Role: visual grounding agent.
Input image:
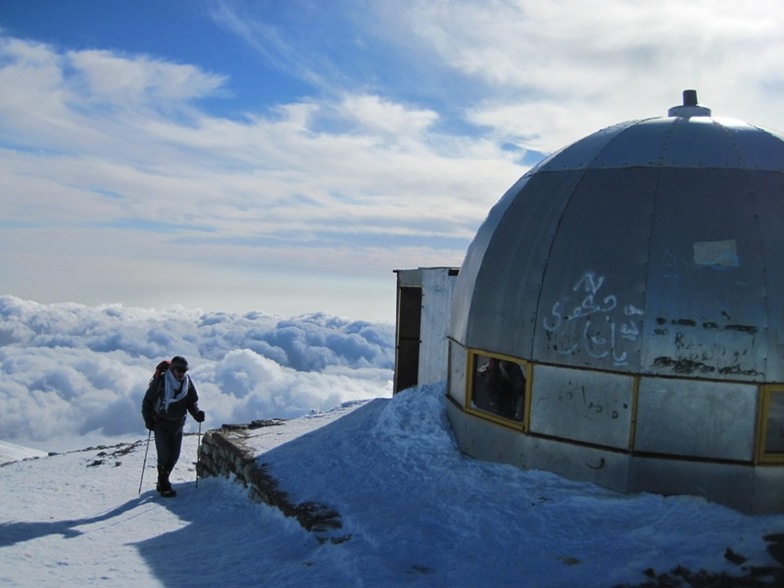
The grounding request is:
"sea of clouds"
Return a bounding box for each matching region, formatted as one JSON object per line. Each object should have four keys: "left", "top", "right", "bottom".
{"left": 0, "top": 295, "right": 395, "bottom": 450}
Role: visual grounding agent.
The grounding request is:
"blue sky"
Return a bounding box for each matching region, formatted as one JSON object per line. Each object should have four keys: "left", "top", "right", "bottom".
{"left": 1, "top": 1, "right": 783, "bottom": 321}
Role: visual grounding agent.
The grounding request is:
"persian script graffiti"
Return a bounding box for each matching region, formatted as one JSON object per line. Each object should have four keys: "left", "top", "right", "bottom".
{"left": 542, "top": 272, "right": 643, "bottom": 366}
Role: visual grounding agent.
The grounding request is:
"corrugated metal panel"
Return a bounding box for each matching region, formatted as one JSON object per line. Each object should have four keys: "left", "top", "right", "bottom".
{"left": 533, "top": 119, "right": 644, "bottom": 172}
{"left": 529, "top": 365, "right": 634, "bottom": 449}
{"left": 450, "top": 175, "right": 531, "bottom": 343}
{"left": 589, "top": 117, "right": 675, "bottom": 168}
{"left": 753, "top": 172, "right": 784, "bottom": 381}
{"left": 752, "top": 467, "right": 784, "bottom": 513}
{"left": 418, "top": 269, "right": 458, "bottom": 386}
{"left": 531, "top": 168, "right": 654, "bottom": 371}
{"left": 642, "top": 168, "right": 767, "bottom": 380}
{"left": 462, "top": 171, "right": 582, "bottom": 358}
{"left": 716, "top": 119, "right": 784, "bottom": 172}
{"left": 661, "top": 117, "right": 739, "bottom": 167}
{"left": 628, "top": 457, "right": 754, "bottom": 513}
{"left": 635, "top": 378, "right": 757, "bottom": 460}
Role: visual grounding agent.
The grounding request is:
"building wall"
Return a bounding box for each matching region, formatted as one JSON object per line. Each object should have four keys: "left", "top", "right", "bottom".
{"left": 394, "top": 267, "right": 458, "bottom": 392}
{"left": 418, "top": 268, "right": 459, "bottom": 386}
{"left": 441, "top": 111, "right": 784, "bottom": 514}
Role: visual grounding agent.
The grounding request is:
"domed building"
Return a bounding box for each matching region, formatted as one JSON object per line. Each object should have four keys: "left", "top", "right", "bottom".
{"left": 444, "top": 90, "right": 784, "bottom": 514}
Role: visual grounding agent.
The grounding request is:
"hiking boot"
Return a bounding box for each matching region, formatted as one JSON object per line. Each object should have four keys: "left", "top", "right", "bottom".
{"left": 159, "top": 485, "right": 177, "bottom": 498}
{"left": 156, "top": 466, "right": 177, "bottom": 497}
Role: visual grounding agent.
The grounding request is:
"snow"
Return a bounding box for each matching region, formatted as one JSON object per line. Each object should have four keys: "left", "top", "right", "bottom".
{"left": 0, "top": 439, "right": 46, "bottom": 464}
{"left": 3, "top": 384, "right": 784, "bottom": 587}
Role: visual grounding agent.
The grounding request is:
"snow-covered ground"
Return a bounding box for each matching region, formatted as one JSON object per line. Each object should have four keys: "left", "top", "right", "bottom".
{"left": 3, "top": 384, "right": 784, "bottom": 587}
{"left": 0, "top": 439, "right": 46, "bottom": 464}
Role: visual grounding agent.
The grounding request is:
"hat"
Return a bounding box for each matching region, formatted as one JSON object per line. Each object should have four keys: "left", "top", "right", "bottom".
{"left": 170, "top": 356, "right": 189, "bottom": 370}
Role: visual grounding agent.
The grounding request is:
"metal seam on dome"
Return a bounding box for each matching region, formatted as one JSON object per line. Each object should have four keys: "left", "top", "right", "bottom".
{"left": 720, "top": 118, "right": 748, "bottom": 171}
{"left": 589, "top": 118, "right": 646, "bottom": 170}
{"left": 657, "top": 116, "right": 679, "bottom": 168}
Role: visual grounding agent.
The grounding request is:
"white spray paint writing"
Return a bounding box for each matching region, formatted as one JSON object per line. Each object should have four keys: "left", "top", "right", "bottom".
{"left": 543, "top": 272, "right": 643, "bottom": 366}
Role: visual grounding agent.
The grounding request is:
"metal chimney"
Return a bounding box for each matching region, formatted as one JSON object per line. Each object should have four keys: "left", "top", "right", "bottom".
{"left": 668, "top": 89, "right": 712, "bottom": 117}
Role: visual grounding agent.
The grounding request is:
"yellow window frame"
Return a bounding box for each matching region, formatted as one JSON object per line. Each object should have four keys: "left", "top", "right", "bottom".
{"left": 756, "top": 384, "right": 784, "bottom": 464}
{"left": 465, "top": 349, "right": 532, "bottom": 432}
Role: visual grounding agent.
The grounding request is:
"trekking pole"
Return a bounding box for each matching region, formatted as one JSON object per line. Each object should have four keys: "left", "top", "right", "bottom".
{"left": 138, "top": 430, "right": 152, "bottom": 495}
{"left": 195, "top": 421, "right": 202, "bottom": 488}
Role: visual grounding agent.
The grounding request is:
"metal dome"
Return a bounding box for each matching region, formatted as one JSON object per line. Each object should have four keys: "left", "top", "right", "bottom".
{"left": 444, "top": 91, "right": 784, "bottom": 513}
{"left": 450, "top": 90, "right": 784, "bottom": 381}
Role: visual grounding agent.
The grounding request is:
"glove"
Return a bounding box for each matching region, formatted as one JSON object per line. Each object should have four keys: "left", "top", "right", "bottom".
{"left": 194, "top": 410, "right": 205, "bottom": 423}
{"left": 144, "top": 417, "right": 156, "bottom": 431}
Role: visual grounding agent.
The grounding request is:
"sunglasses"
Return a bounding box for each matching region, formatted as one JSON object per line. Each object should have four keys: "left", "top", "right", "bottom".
{"left": 173, "top": 367, "right": 188, "bottom": 374}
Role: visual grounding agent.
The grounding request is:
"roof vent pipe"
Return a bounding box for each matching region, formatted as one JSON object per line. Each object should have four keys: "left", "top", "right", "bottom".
{"left": 668, "top": 89, "right": 712, "bottom": 117}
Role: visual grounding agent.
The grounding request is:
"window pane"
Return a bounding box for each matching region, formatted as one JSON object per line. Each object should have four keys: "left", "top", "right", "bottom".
{"left": 471, "top": 353, "right": 526, "bottom": 422}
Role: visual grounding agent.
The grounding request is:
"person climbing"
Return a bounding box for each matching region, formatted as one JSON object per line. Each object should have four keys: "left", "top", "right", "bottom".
{"left": 141, "top": 355, "right": 205, "bottom": 497}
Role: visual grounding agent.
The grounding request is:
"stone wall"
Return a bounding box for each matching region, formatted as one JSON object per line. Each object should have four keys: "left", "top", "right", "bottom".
{"left": 197, "top": 420, "right": 348, "bottom": 544}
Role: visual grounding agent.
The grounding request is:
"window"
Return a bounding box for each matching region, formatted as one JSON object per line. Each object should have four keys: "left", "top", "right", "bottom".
{"left": 757, "top": 386, "right": 784, "bottom": 463}
{"left": 467, "top": 351, "right": 530, "bottom": 429}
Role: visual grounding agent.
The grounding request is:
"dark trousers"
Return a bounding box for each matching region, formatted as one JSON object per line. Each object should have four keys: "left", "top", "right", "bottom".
{"left": 154, "top": 419, "right": 184, "bottom": 471}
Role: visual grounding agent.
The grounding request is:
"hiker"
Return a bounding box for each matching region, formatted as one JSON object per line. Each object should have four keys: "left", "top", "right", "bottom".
{"left": 141, "top": 356, "right": 205, "bottom": 497}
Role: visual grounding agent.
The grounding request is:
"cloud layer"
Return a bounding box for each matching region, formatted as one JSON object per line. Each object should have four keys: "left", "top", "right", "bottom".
{"left": 0, "top": 296, "right": 395, "bottom": 449}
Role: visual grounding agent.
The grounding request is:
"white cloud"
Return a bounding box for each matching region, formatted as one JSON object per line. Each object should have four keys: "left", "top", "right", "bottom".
{"left": 0, "top": 33, "right": 518, "bottom": 224}
{"left": 68, "top": 49, "right": 227, "bottom": 106}
{"left": 0, "top": 296, "right": 395, "bottom": 448}
{"left": 395, "top": 0, "right": 784, "bottom": 150}
{"left": 338, "top": 94, "right": 440, "bottom": 137}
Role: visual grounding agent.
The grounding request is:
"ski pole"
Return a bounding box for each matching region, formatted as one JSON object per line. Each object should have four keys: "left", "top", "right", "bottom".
{"left": 138, "top": 430, "right": 151, "bottom": 495}
{"left": 196, "top": 421, "right": 202, "bottom": 488}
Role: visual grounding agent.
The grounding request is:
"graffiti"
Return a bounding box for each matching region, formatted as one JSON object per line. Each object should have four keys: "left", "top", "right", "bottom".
{"left": 555, "top": 382, "right": 623, "bottom": 422}
{"left": 543, "top": 271, "right": 642, "bottom": 367}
